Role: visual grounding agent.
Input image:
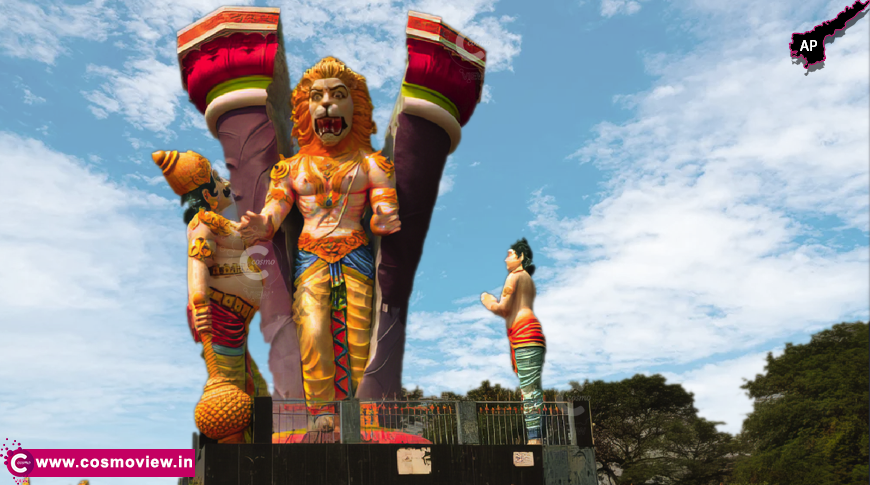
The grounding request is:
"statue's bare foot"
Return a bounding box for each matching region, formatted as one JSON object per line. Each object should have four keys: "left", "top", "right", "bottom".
{"left": 314, "top": 415, "right": 335, "bottom": 433}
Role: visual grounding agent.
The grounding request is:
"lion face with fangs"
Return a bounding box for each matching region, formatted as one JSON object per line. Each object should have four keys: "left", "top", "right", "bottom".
{"left": 291, "top": 57, "right": 377, "bottom": 156}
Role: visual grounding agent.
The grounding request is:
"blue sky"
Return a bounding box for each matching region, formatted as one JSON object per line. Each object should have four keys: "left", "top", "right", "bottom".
{"left": 1, "top": 0, "right": 868, "bottom": 483}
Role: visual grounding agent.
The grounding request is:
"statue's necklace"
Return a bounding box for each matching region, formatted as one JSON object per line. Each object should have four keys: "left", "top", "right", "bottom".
{"left": 310, "top": 156, "right": 358, "bottom": 210}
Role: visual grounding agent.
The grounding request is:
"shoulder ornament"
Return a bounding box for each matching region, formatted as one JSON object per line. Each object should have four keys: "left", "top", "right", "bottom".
{"left": 271, "top": 160, "right": 291, "bottom": 181}
{"left": 266, "top": 185, "right": 294, "bottom": 206}
{"left": 188, "top": 236, "right": 214, "bottom": 262}
{"left": 369, "top": 151, "right": 394, "bottom": 179}
{"left": 188, "top": 212, "right": 202, "bottom": 232}
{"left": 198, "top": 209, "right": 236, "bottom": 237}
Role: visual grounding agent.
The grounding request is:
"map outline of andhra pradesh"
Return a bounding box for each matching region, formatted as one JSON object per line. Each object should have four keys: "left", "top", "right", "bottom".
{"left": 789, "top": 0, "right": 870, "bottom": 69}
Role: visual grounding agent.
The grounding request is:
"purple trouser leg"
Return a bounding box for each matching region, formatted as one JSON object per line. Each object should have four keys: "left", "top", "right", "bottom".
{"left": 216, "top": 106, "right": 304, "bottom": 400}
{"left": 356, "top": 113, "right": 451, "bottom": 400}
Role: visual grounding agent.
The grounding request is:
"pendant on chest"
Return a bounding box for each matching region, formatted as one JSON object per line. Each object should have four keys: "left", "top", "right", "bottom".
{"left": 321, "top": 192, "right": 339, "bottom": 210}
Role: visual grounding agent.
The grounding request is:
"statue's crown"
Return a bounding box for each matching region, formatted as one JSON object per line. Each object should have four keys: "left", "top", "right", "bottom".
{"left": 152, "top": 150, "right": 212, "bottom": 196}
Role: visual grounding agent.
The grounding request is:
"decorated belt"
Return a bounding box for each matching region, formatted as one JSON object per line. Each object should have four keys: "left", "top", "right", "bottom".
{"left": 298, "top": 229, "right": 369, "bottom": 264}
{"left": 208, "top": 287, "right": 256, "bottom": 323}
{"left": 209, "top": 260, "right": 262, "bottom": 277}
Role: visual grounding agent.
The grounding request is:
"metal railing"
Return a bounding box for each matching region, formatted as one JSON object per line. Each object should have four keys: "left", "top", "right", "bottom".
{"left": 360, "top": 401, "right": 458, "bottom": 444}
{"left": 272, "top": 400, "right": 342, "bottom": 443}
{"left": 477, "top": 401, "right": 572, "bottom": 446}
{"left": 271, "top": 399, "right": 578, "bottom": 446}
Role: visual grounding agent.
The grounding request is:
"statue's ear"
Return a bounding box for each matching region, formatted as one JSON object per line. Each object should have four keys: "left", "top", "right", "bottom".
{"left": 203, "top": 188, "right": 218, "bottom": 210}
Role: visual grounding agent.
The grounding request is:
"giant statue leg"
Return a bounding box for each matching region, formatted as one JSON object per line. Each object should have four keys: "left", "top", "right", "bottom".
{"left": 357, "top": 12, "right": 486, "bottom": 400}
{"left": 216, "top": 107, "right": 303, "bottom": 400}
{"left": 343, "top": 258, "right": 375, "bottom": 394}
{"left": 293, "top": 259, "right": 336, "bottom": 404}
{"left": 177, "top": 9, "right": 304, "bottom": 400}
{"left": 192, "top": 291, "right": 263, "bottom": 444}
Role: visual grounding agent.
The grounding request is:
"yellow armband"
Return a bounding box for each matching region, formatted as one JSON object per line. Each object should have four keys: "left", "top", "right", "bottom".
{"left": 371, "top": 188, "right": 398, "bottom": 207}
{"left": 189, "top": 237, "right": 215, "bottom": 262}
{"left": 266, "top": 186, "right": 294, "bottom": 206}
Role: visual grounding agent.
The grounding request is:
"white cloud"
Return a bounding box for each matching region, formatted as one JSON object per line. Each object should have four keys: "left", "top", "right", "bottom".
{"left": 572, "top": 18, "right": 869, "bottom": 231}
{"left": 0, "top": 131, "right": 203, "bottom": 450}
{"left": 14, "top": 79, "right": 48, "bottom": 105}
{"left": 315, "top": 31, "right": 407, "bottom": 91}
{"left": 438, "top": 175, "right": 456, "bottom": 196}
{"left": 438, "top": 156, "right": 458, "bottom": 196}
{"left": 600, "top": 0, "right": 649, "bottom": 17}
{"left": 117, "top": 0, "right": 255, "bottom": 55}
{"left": 280, "top": 0, "right": 522, "bottom": 91}
{"left": 125, "top": 171, "right": 168, "bottom": 186}
{"left": 0, "top": 0, "right": 116, "bottom": 64}
{"left": 533, "top": 0, "right": 867, "bottom": 398}
{"left": 481, "top": 84, "right": 493, "bottom": 103}
{"left": 65, "top": 0, "right": 253, "bottom": 135}
{"left": 660, "top": 350, "right": 782, "bottom": 434}
{"left": 402, "top": 0, "right": 869, "bottom": 426}
{"left": 407, "top": 305, "right": 518, "bottom": 393}
{"left": 23, "top": 87, "right": 46, "bottom": 105}
{"left": 83, "top": 58, "right": 183, "bottom": 135}
{"left": 373, "top": 104, "right": 394, "bottom": 141}
{"left": 67, "top": 0, "right": 519, "bottom": 137}
{"left": 179, "top": 106, "right": 211, "bottom": 138}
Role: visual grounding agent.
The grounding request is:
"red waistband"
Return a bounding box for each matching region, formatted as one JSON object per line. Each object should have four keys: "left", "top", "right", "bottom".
{"left": 508, "top": 315, "right": 546, "bottom": 347}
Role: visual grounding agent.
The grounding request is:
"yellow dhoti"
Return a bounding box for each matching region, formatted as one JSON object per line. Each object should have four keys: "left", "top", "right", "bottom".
{"left": 293, "top": 238, "right": 374, "bottom": 405}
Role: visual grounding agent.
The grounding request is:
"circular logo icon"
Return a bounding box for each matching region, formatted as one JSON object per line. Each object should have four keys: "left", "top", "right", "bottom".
{"left": 241, "top": 245, "right": 269, "bottom": 282}
{"left": 6, "top": 449, "right": 34, "bottom": 477}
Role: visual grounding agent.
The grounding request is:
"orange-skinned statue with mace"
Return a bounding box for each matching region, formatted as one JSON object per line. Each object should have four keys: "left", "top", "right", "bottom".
{"left": 154, "top": 149, "right": 270, "bottom": 443}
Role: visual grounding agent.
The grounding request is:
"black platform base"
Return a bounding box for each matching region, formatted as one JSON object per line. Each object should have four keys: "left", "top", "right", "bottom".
{"left": 194, "top": 443, "right": 545, "bottom": 485}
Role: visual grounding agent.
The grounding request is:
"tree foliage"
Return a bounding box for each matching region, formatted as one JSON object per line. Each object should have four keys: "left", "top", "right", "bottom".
{"left": 395, "top": 322, "right": 867, "bottom": 485}
{"left": 465, "top": 380, "right": 522, "bottom": 401}
{"left": 564, "top": 374, "right": 737, "bottom": 485}
{"left": 732, "top": 322, "right": 869, "bottom": 485}
{"left": 664, "top": 415, "right": 744, "bottom": 485}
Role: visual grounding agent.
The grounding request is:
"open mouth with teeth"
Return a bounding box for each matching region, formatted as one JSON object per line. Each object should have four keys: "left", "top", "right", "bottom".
{"left": 315, "top": 116, "right": 347, "bottom": 136}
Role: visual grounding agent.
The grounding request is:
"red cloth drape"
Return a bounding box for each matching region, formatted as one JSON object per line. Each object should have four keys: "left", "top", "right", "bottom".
{"left": 404, "top": 38, "right": 484, "bottom": 126}
{"left": 507, "top": 315, "right": 547, "bottom": 374}
{"left": 181, "top": 32, "right": 278, "bottom": 114}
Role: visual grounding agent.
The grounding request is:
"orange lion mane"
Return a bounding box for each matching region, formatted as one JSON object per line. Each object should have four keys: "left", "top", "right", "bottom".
{"left": 291, "top": 57, "right": 377, "bottom": 155}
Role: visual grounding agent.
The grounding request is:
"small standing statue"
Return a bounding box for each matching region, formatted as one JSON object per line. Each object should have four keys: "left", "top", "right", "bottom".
{"left": 480, "top": 238, "right": 547, "bottom": 445}
{"left": 154, "top": 149, "right": 270, "bottom": 443}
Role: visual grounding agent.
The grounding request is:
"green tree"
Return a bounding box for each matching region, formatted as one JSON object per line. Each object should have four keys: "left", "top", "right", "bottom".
{"left": 439, "top": 390, "right": 463, "bottom": 400}
{"left": 664, "top": 416, "right": 743, "bottom": 485}
{"left": 466, "top": 380, "right": 522, "bottom": 401}
{"left": 402, "top": 386, "right": 425, "bottom": 400}
{"left": 732, "top": 322, "right": 869, "bottom": 485}
{"left": 566, "top": 374, "right": 702, "bottom": 485}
